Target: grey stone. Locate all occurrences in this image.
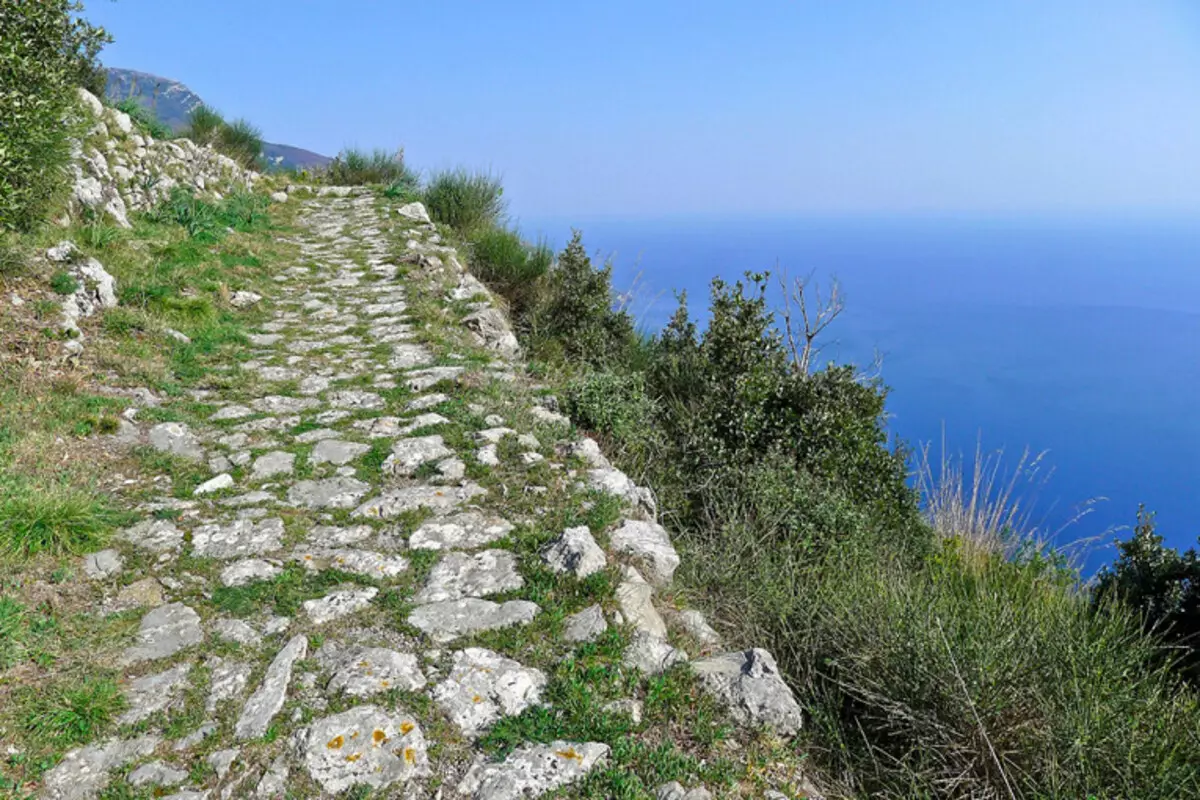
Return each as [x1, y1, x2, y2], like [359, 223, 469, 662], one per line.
[327, 390, 385, 410]
[542, 527, 607, 578]
[250, 450, 295, 480]
[149, 422, 204, 461]
[120, 519, 184, 553]
[230, 290, 262, 308]
[414, 550, 523, 603]
[287, 477, 371, 509]
[297, 705, 429, 793]
[463, 307, 520, 357]
[212, 619, 262, 647]
[615, 567, 666, 638]
[310, 439, 370, 465]
[128, 761, 187, 788]
[302, 587, 377, 624]
[396, 201, 431, 223]
[530, 405, 571, 427]
[119, 663, 192, 724]
[609, 519, 680, 586]
[383, 435, 453, 476]
[354, 482, 486, 519]
[563, 604, 607, 643]
[396, 412, 451, 435]
[559, 437, 611, 469]
[389, 343, 433, 369]
[405, 393, 448, 411]
[690, 648, 803, 736]
[206, 748, 239, 779]
[291, 547, 409, 578]
[405, 366, 463, 391]
[603, 698, 643, 724]
[219, 559, 282, 587]
[437, 458, 466, 480]
[191, 517, 284, 559]
[587, 468, 656, 518]
[624, 631, 688, 675]
[656, 781, 713, 800]
[293, 427, 342, 444]
[407, 598, 539, 643]
[83, 549, 123, 579]
[474, 426, 516, 444]
[235, 634, 307, 740]
[254, 756, 289, 798]
[251, 395, 320, 413]
[172, 723, 217, 751]
[298, 375, 331, 395]
[210, 404, 253, 421]
[306, 524, 374, 546]
[432, 648, 546, 737]
[325, 646, 426, 697]
[159, 792, 208, 800]
[457, 740, 609, 800]
[675, 609, 721, 647]
[193, 473, 234, 496]
[408, 512, 514, 550]
[476, 443, 499, 467]
[207, 659, 253, 713]
[122, 603, 203, 665]
[40, 736, 160, 800]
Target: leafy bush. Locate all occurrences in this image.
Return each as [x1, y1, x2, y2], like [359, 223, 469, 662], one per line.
[216, 118, 264, 169]
[423, 169, 506, 234]
[50, 271, 79, 296]
[327, 147, 419, 188]
[113, 98, 173, 140]
[1094, 506, 1200, 681]
[564, 370, 656, 442]
[0, 0, 110, 230]
[184, 104, 225, 146]
[468, 227, 553, 318]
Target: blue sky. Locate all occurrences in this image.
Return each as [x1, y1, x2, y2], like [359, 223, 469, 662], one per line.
[88, 1, 1200, 219]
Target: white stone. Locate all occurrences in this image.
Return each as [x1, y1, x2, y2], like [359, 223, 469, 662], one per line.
[194, 473, 234, 495]
[298, 705, 429, 793]
[542, 527, 607, 578]
[609, 519, 680, 586]
[302, 587, 378, 624]
[414, 550, 523, 603]
[408, 598, 539, 643]
[432, 648, 546, 737]
[235, 634, 307, 740]
[219, 559, 282, 587]
[457, 741, 609, 800]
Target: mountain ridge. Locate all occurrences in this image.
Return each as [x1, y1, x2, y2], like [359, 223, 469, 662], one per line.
[104, 67, 332, 171]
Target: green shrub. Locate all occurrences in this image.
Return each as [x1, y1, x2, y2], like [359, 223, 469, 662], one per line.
[563, 371, 656, 441]
[423, 168, 506, 234]
[50, 271, 79, 296]
[215, 118, 264, 169]
[327, 147, 419, 188]
[113, 98, 173, 140]
[183, 104, 224, 146]
[468, 227, 553, 318]
[0, 0, 110, 230]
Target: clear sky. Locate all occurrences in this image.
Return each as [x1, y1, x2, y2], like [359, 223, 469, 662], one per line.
[87, 1, 1200, 219]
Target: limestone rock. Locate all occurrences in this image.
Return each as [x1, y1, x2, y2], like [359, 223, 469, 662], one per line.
[657, 782, 713, 800]
[120, 519, 184, 553]
[193, 473, 234, 496]
[128, 761, 188, 788]
[615, 567, 666, 639]
[675, 609, 721, 647]
[219, 559, 282, 587]
[208, 659, 253, 713]
[302, 587, 377, 624]
[235, 634, 307, 740]
[40, 736, 160, 800]
[408, 512, 514, 551]
[310, 439, 370, 465]
[690, 648, 803, 736]
[287, 477, 372, 509]
[383, 435, 453, 476]
[297, 705, 429, 793]
[230, 291, 262, 308]
[149, 422, 204, 461]
[587, 468, 656, 518]
[354, 482, 486, 519]
[463, 307, 520, 357]
[542, 526, 606, 578]
[325, 646, 427, 697]
[206, 749, 239, 779]
[624, 631, 688, 675]
[122, 603, 203, 665]
[432, 648, 546, 737]
[250, 450, 295, 480]
[191, 517, 284, 559]
[457, 741, 609, 800]
[291, 547, 409, 578]
[563, 604, 608, 643]
[212, 619, 262, 647]
[83, 549, 123, 579]
[119, 663, 192, 724]
[408, 598, 539, 643]
[609, 519, 680, 586]
[414, 550, 523, 603]
[396, 201, 432, 223]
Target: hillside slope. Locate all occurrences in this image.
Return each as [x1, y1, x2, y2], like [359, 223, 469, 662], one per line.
[104, 67, 332, 171]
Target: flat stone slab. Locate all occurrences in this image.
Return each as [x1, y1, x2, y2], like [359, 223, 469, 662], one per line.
[220, 558, 282, 587]
[235, 634, 307, 740]
[211, 619, 262, 647]
[119, 663, 192, 724]
[396, 412, 450, 435]
[310, 439, 370, 465]
[414, 550, 523, 603]
[287, 477, 372, 509]
[83, 549, 123, 579]
[623, 631, 688, 675]
[432, 647, 546, 737]
[408, 512, 514, 551]
[609, 519, 680, 586]
[615, 567, 666, 639]
[383, 435, 453, 476]
[457, 741, 609, 800]
[405, 366, 463, 391]
[563, 604, 608, 643]
[120, 519, 184, 553]
[294, 427, 342, 444]
[122, 603, 203, 665]
[40, 736, 161, 800]
[148, 422, 204, 461]
[305, 524, 374, 547]
[389, 343, 433, 369]
[407, 598, 539, 644]
[207, 658, 253, 713]
[211, 404, 254, 421]
[690, 648, 803, 736]
[354, 482, 486, 519]
[291, 547, 409, 578]
[405, 393, 448, 411]
[250, 450, 295, 480]
[297, 705, 430, 794]
[128, 761, 187, 788]
[322, 645, 427, 697]
[327, 390, 385, 410]
[542, 526, 607, 578]
[194, 473, 234, 496]
[303, 587, 378, 624]
[252, 395, 321, 413]
[587, 468, 656, 517]
[191, 518, 285, 559]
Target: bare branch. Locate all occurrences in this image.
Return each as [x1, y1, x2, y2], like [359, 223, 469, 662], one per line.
[780, 269, 845, 374]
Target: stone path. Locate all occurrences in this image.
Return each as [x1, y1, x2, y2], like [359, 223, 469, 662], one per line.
[39, 190, 803, 799]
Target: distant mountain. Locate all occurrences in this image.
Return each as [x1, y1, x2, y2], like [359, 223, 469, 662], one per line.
[103, 68, 332, 171]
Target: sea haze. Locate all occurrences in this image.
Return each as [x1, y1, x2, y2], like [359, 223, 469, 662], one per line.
[522, 215, 1200, 570]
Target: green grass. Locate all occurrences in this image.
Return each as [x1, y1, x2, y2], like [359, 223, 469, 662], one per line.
[0, 478, 131, 561]
[183, 104, 224, 146]
[113, 99, 174, 140]
[422, 168, 506, 234]
[49, 271, 78, 296]
[21, 677, 125, 746]
[211, 564, 374, 616]
[326, 147, 418, 188]
[216, 118, 264, 169]
[467, 227, 553, 317]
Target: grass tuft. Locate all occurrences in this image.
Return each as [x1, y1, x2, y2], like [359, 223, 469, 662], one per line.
[21, 677, 125, 746]
[326, 147, 419, 188]
[0, 479, 130, 561]
[422, 169, 506, 234]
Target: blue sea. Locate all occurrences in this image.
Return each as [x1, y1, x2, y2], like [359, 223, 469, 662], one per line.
[522, 215, 1200, 571]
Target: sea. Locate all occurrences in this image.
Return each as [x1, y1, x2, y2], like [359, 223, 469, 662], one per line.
[521, 215, 1200, 573]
